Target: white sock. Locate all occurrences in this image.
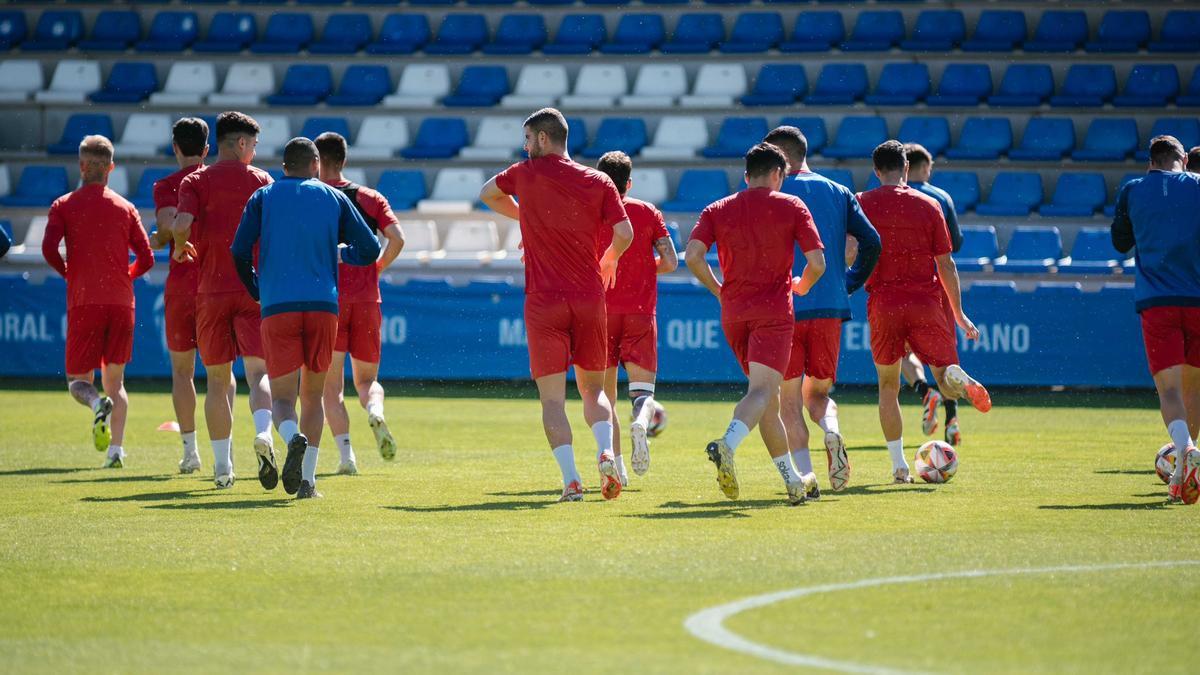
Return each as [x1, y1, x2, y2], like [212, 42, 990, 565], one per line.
[335, 433, 354, 462]
[366, 401, 384, 419]
[821, 415, 840, 436]
[181, 431, 197, 456]
[616, 454, 628, 482]
[91, 398, 103, 413]
[252, 409, 273, 436]
[302, 445, 319, 485]
[212, 438, 232, 474]
[108, 444, 125, 460]
[552, 444, 581, 486]
[277, 419, 300, 444]
[887, 438, 907, 471]
[633, 395, 655, 429]
[1167, 419, 1193, 484]
[723, 419, 751, 454]
[591, 421, 614, 460]
[774, 454, 801, 485]
[791, 447, 814, 475]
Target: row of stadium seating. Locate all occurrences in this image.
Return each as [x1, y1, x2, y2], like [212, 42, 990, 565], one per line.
[8, 58, 1200, 109]
[3, 8, 1197, 55]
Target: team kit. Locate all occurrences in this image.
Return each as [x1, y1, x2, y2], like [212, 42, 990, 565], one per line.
[41, 108, 1200, 505]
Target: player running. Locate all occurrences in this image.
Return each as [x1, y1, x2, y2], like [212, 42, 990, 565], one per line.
[42, 135, 154, 468]
[594, 151, 678, 485]
[857, 141, 990, 484]
[764, 126, 881, 493]
[231, 138, 381, 499]
[167, 111, 274, 489]
[313, 132, 406, 475]
[479, 108, 634, 503]
[685, 143, 826, 505]
[1111, 135, 1200, 505]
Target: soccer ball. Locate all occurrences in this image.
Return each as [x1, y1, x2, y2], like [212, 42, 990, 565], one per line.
[646, 401, 668, 438]
[914, 441, 958, 483]
[1155, 443, 1176, 484]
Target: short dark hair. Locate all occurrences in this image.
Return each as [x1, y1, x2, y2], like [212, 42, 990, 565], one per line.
[763, 126, 807, 165]
[215, 111, 260, 144]
[1149, 135, 1187, 167]
[282, 137, 318, 173]
[904, 143, 933, 172]
[1189, 146, 1200, 173]
[172, 117, 208, 157]
[523, 108, 569, 146]
[314, 132, 348, 167]
[744, 142, 788, 179]
[596, 151, 632, 195]
[872, 140, 908, 174]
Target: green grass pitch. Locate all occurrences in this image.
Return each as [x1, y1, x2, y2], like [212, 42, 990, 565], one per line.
[0, 383, 1193, 673]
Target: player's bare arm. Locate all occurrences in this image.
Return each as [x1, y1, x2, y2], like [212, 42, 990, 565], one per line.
[600, 218, 634, 289]
[168, 211, 197, 263]
[791, 248, 826, 296]
[653, 236, 678, 274]
[376, 224, 405, 273]
[685, 239, 721, 300]
[150, 207, 176, 250]
[934, 253, 979, 340]
[479, 177, 520, 221]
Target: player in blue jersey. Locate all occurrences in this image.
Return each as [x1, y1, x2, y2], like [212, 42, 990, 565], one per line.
[763, 126, 881, 492]
[1111, 135, 1200, 505]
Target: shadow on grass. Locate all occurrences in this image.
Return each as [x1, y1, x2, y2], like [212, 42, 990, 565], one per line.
[145, 499, 292, 510]
[81, 488, 218, 503]
[57, 474, 175, 484]
[1038, 501, 1166, 511]
[0, 467, 93, 477]
[384, 500, 558, 513]
[1095, 469, 1157, 476]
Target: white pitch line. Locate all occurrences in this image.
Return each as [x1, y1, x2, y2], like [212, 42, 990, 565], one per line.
[684, 560, 1200, 674]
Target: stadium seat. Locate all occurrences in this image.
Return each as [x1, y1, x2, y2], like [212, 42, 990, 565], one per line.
[1049, 65, 1117, 107]
[501, 65, 568, 109]
[299, 117, 352, 144]
[1039, 173, 1106, 217]
[561, 65, 627, 108]
[662, 169, 728, 212]
[401, 118, 469, 159]
[395, 220, 439, 261]
[383, 65, 451, 108]
[805, 64, 868, 105]
[962, 10, 1026, 52]
[266, 65, 333, 105]
[602, 14, 665, 54]
[0, 11, 27, 50]
[137, 11, 199, 52]
[582, 118, 648, 158]
[350, 116, 408, 159]
[741, 64, 806, 106]
[208, 63, 274, 106]
[89, 63, 158, 104]
[376, 170, 427, 210]
[1150, 10, 1200, 52]
[992, 226, 1062, 274]
[1104, 173, 1142, 217]
[988, 64, 1054, 107]
[116, 113, 172, 157]
[897, 117, 950, 157]
[1086, 10, 1150, 52]
[702, 117, 768, 158]
[780, 11, 843, 52]
[150, 62, 217, 106]
[6, 216, 50, 261]
[778, 116, 827, 155]
[953, 226, 999, 272]
[720, 12, 783, 53]
[566, 117, 588, 156]
[365, 14, 430, 54]
[628, 168, 669, 205]
[194, 12, 257, 53]
[1179, 67, 1200, 107]
[1114, 65, 1180, 107]
[36, 60, 100, 104]
[642, 116, 708, 160]
[0, 166, 69, 207]
[1009, 118, 1075, 161]
[1058, 228, 1126, 274]
[931, 171, 980, 214]
[824, 117, 887, 159]
[661, 13, 724, 54]
[927, 64, 992, 106]
[621, 64, 687, 108]
[419, 169, 488, 213]
[326, 65, 390, 107]
[864, 63, 930, 105]
[681, 63, 746, 107]
[48, 114, 114, 155]
[23, 11, 83, 51]
[460, 117, 523, 160]
[130, 167, 173, 209]
[543, 14, 605, 55]
[0, 166, 8, 199]
[254, 115, 292, 157]
[1137, 119, 1200, 160]
[1024, 10, 1087, 52]
[1072, 118, 1138, 162]
[0, 60, 44, 103]
[309, 13, 372, 54]
[443, 66, 510, 107]
[841, 10, 904, 51]
[79, 11, 141, 51]
[817, 169, 854, 191]
[251, 13, 314, 54]
[484, 14, 546, 54]
[439, 221, 499, 260]
[902, 10, 965, 51]
[977, 173, 1043, 217]
[427, 14, 489, 55]
[342, 168, 369, 188]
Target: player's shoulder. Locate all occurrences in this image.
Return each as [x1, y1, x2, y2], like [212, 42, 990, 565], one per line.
[104, 187, 138, 212]
[622, 196, 660, 217]
[247, 164, 273, 183]
[764, 189, 810, 211]
[903, 185, 944, 211]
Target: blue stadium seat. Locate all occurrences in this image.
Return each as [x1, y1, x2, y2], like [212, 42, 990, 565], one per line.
[780, 11, 843, 52]
[566, 117, 587, 156]
[702, 117, 768, 158]
[310, 14, 372, 54]
[376, 170, 427, 209]
[927, 64, 992, 106]
[742, 64, 806, 106]
[953, 226, 999, 272]
[1072, 118, 1138, 162]
[1058, 228, 1126, 275]
[251, 13, 314, 53]
[778, 116, 827, 155]
[946, 118, 1012, 160]
[265, 64, 333, 105]
[1150, 10, 1200, 52]
[0, 11, 28, 50]
[327, 65, 391, 106]
[136, 11, 198, 52]
[993, 226, 1062, 274]
[977, 173, 1043, 217]
[961, 10, 1025, 52]
[1025, 10, 1087, 52]
[23, 11, 84, 51]
[897, 117, 950, 157]
[194, 12, 257, 53]
[130, 167, 173, 209]
[816, 169, 854, 191]
[300, 116, 353, 143]
[1105, 173, 1142, 217]
[805, 64, 868, 105]
[1137, 119, 1200, 160]
[661, 13, 724, 54]
[841, 10, 904, 51]
[426, 14, 489, 54]
[824, 117, 887, 159]
[1039, 173, 1106, 217]
[1087, 10, 1150, 52]
[48, 114, 115, 155]
[601, 14, 664, 54]
[1009, 118, 1075, 161]
[582, 118, 648, 158]
[720, 12, 783, 53]
[662, 169, 728, 212]
[366, 14, 430, 54]
[79, 11, 141, 51]
[1049, 65, 1117, 107]
[544, 14, 605, 55]
[864, 63, 930, 105]
[1114, 65, 1180, 107]
[483, 14, 546, 54]
[0, 166, 69, 207]
[1179, 67, 1200, 107]
[901, 10, 965, 51]
[932, 171, 980, 213]
[442, 65, 510, 107]
[988, 64, 1054, 107]
[401, 118, 469, 159]
[89, 63, 158, 103]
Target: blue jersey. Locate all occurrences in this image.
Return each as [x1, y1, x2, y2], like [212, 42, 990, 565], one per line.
[909, 180, 962, 253]
[1111, 170, 1200, 312]
[780, 172, 881, 320]
[231, 177, 380, 317]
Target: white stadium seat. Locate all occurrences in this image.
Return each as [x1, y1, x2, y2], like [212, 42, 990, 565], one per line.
[0, 163, 10, 197]
[7, 216, 51, 262]
[342, 168, 368, 187]
[34, 60, 101, 104]
[0, 60, 44, 103]
[395, 220, 440, 263]
[680, 63, 747, 108]
[501, 224, 521, 255]
[208, 63, 274, 107]
[350, 116, 408, 160]
[641, 116, 709, 160]
[620, 65, 688, 108]
[459, 117, 523, 161]
[255, 115, 291, 157]
[115, 114, 172, 158]
[383, 65, 451, 108]
[560, 65, 627, 108]
[501, 65, 569, 109]
[628, 168, 669, 205]
[150, 62, 218, 107]
[417, 168, 485, 214]
[440, 220, 499, 261]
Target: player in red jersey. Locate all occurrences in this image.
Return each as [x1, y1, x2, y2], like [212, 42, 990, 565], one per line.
[42, 135, 154, 468]
[314, 132, 406, 475]
[167, 111, 274, 490]
[480, 108, 634, 503]
[685, 143, 826, 505]
[594, 151, 678, 486]
[856, 141, 991, 484]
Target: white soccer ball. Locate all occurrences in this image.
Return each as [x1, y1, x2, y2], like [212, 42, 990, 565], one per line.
[646, 401, 668, 438]
[914, 441, 958, 483]
[1155, 443, 1176, 484]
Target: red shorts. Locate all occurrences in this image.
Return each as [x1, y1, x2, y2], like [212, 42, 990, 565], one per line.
[525, 292, 607, 379]
[65, 304, 135, 375]
[606, 312, 658, 372]
[1140, 306, 1200, 375]
[196, 291, 264, 366]
[785, 318, 842, 381]
[164, 293, 197, 353]
[722, 317, 794, 376]
[868, 290, 959, 367]
[260, 311, 339, 379]
[334, 301, 382, 363]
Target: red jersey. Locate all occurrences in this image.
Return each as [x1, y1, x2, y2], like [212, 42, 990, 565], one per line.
[153, 163, 203, 297]
[43, 184, 153, 309]
[324, 179, 397, 304]
[495, 154, 628, 296]
[175, 159, 272, 295]
[856, 185, 952, 296]
[600, 197, 669, 315]
[689, 187, 823, 322]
